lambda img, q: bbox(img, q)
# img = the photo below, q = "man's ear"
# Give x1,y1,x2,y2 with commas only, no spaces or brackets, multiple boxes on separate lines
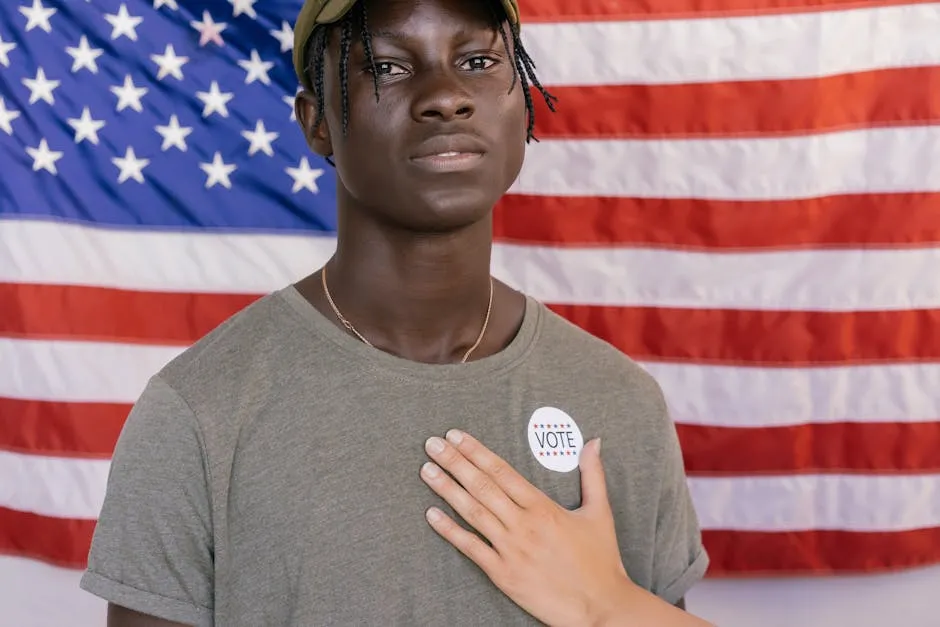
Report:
295,90,333,159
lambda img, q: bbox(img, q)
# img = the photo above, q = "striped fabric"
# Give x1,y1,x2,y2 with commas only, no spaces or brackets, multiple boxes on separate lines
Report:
2,0,940,590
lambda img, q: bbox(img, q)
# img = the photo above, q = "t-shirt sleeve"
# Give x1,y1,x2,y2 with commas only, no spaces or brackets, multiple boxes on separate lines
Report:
79,375,214,627
649,406,709,604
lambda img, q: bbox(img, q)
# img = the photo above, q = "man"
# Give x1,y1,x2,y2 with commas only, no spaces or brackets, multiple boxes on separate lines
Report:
80,0,712,624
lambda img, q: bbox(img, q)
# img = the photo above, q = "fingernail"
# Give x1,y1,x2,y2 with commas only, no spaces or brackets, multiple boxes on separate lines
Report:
595,438,602,455
421,461,440,478
445,429,464,445
425,436,445,455
426,507,443,523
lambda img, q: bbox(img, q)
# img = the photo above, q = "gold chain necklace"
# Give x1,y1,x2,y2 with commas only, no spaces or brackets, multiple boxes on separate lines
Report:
320,266,494,363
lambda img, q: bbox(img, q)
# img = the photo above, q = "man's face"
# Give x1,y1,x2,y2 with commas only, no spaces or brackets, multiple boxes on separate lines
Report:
298,0,528,232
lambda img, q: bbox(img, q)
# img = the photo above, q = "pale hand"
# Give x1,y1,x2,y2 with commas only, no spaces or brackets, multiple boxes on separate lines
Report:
419,430,635,627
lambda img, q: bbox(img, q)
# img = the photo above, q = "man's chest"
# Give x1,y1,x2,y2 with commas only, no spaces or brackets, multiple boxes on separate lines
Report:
210,381,659,624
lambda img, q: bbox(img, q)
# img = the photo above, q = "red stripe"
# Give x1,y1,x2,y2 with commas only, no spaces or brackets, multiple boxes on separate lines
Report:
517,0,936,21
0,398,127,459
0,282,259,345
8,284,940,364
4,508,938,575
5,397,940,474
531,66,940,139
549,304,940,365
494,192,940,248
703,527,940,575
679,422,940,474
0,507,95,569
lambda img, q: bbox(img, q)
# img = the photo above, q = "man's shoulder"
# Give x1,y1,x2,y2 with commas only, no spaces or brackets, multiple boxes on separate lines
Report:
155,286,312,402
534,301,664,398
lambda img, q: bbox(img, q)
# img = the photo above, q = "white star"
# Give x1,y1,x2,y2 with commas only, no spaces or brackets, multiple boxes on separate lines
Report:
105,4,143,41
283,88,301,121
241,120,278,157
200,152,236,189
110,75,148,112
155,114,192,151
196,81,233,118
229,0,257,19
67,107,105,144
0,36,16,68
25,138,63,175
190,11,227,47
0,98,21,136
65,36,103,74
112,146,150,183
270,21,293,53
238,49,274,85
150,44,188,80
153,0,177,9
22,67,59,105
285,157,324,194
19,0,56,33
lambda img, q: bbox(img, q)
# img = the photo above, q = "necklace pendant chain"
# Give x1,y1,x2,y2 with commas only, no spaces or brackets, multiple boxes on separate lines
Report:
321,266,494,364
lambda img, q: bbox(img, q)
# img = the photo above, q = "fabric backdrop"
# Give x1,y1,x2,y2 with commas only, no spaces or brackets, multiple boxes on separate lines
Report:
2,0,939,618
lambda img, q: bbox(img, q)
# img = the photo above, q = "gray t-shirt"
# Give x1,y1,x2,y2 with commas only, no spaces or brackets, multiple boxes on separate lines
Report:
80,286,708,626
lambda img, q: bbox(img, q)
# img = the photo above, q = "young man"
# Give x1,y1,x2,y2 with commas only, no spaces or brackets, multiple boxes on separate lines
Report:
80,0,712,624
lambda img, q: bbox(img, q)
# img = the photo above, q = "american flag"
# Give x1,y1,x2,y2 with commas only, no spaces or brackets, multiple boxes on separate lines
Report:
2,0,940,613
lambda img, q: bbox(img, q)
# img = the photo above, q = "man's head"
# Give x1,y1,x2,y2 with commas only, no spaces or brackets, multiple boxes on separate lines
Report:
291,0,556,233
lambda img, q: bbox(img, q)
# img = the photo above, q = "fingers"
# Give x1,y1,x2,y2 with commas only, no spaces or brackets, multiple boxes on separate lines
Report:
423,434,526,525
437,430,539,509
424,506,501,576
420,460,507,544
577,438,611,514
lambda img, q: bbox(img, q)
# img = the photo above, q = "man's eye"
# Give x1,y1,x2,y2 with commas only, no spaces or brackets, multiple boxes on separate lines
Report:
372,62,403,76
462,56,496,71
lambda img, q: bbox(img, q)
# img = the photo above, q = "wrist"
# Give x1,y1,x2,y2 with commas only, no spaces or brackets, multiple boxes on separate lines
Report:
586,576,643,627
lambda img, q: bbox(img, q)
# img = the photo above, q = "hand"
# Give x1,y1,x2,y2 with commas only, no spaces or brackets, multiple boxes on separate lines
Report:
419,429,635,627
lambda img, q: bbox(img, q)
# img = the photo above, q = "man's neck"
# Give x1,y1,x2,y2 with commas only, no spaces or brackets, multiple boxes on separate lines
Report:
316,208,498,363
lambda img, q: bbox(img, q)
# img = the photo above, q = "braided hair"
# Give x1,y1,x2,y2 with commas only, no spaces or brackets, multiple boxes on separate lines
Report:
303,0,557,154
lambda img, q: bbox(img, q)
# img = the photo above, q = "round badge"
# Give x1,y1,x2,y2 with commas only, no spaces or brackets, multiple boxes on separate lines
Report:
527,407,584,473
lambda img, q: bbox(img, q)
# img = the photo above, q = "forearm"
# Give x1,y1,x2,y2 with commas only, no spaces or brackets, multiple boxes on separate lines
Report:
593,583,714,627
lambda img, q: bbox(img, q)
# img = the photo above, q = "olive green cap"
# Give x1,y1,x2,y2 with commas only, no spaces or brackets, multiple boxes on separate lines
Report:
292,0,521,90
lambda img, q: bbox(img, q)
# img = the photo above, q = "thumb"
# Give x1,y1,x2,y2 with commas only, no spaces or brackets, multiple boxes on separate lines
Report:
578,438,610,513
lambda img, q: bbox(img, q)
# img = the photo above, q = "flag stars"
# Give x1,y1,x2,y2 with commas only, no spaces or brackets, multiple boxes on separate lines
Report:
112,147,150,183
286,157,324,194
26,138,63,175
200,152,236,189
191,11,227,47
0,98,21,135
238,49,274,85
242,120,278,157
151,44,189,81
66,36,104,74
22,68,59,105
153,0,178,9
229,0,258,19
110,75,148,112
196,81,234,118
67,107,105,145
19,0,56,33
0,36,16,68
155,115,192,151
270,21,294,53
105,4,144,41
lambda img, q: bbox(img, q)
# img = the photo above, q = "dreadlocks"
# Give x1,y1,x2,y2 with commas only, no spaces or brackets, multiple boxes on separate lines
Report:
303,0,557,149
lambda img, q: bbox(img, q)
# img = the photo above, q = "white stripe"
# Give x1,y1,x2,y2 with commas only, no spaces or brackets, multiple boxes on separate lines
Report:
688,473,940,532
0,450,108,520
510,127,940,200
4,219,940,312
4,337,940,426
525,3,940,86
3,445,938,531
640,362,940,428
